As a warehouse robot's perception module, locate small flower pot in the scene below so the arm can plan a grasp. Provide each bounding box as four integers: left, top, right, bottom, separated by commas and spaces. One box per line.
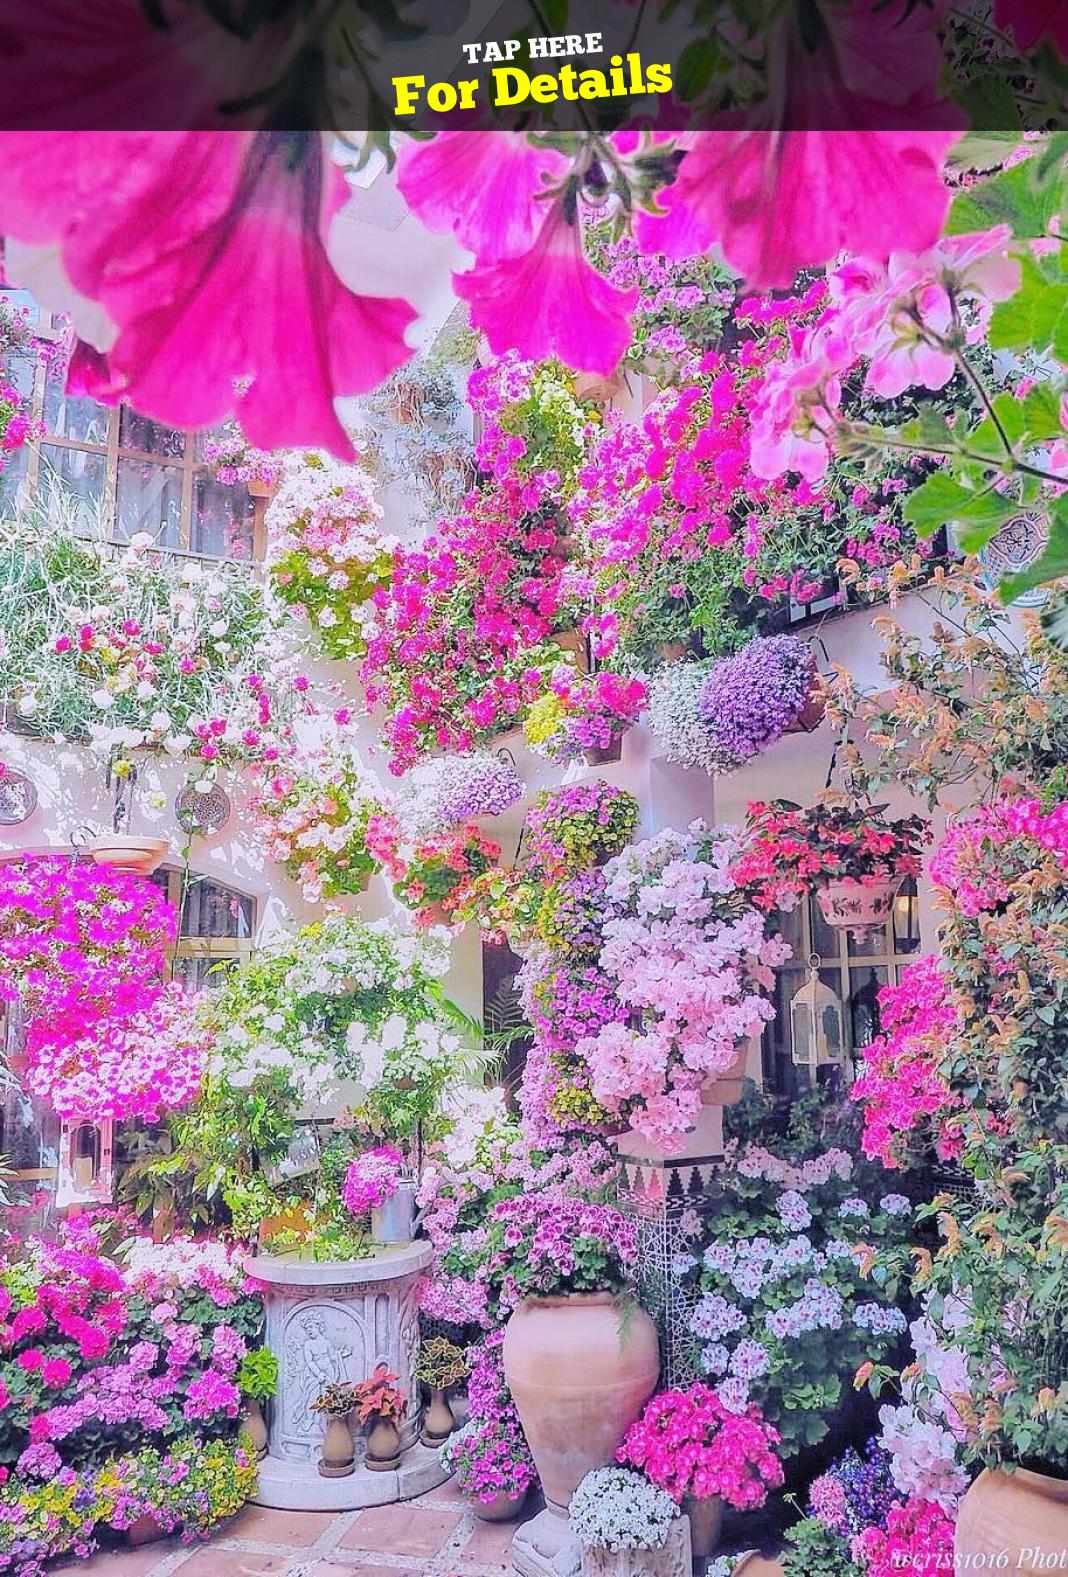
584, 739, 623, 767
573, 370, 622, 405
472, 1487, 529, 1522
420, 1386, 455, 1446
658, 640, 690, 663
243, 1396, 269, 1460
816, 878, 899, 938
554, 627, 590, 673
318, 1413, 356, 1478
418, 898, 455, 929
88, 834, 170, 875
126, 1514, 167, 1548
365, 1416, 402, 1472
372, 1179, 417, 1244
246, 478, 276, 499
784, 682, 827, 734
683, 1492, 724, 1560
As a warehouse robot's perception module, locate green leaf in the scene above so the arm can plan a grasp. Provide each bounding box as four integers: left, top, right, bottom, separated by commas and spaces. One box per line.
947, 136, 1068, 238
1021, 383, 1067, 444
903, 472, 1015, 540
947, 131, 1027, 172
988, 256, 1068, 354
675, 36, 726, 100
952, 74, 1022, 132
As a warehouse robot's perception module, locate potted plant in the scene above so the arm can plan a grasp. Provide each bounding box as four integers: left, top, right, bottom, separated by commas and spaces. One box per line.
698, 635, 824, 766
735, 799, 929, 938
481, 1193, 658, 1517
353, 1364, 409, 1471
386, 822, 502, 928
646, 660, 750, 776
523, 669, 647, 767
250, 752, 386, 903
437, 1333, 537, 1520
570, 1466, 690, 1576
341, 1146, 417, 1244
616, 1385, 785, 1560
310, 1381, 358, 1478
416, 1335, 469, 1446
394, 752, 523, 837
237, 1346, 278, 1460
524, 781, 641, 880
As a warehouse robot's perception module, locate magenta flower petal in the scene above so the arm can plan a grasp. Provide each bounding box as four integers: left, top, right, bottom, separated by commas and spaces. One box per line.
454, 206, 637, 377
397, 131, 566, 262
995, 0, 1068, 53
636, 128, 961, 289
0, 131, 417, 456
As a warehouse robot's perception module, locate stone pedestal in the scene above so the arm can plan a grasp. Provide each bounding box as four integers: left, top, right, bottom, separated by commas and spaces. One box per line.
512, 1505, 581, 1577
615, 1108, 726, 1389
245, 1241, 449, 1510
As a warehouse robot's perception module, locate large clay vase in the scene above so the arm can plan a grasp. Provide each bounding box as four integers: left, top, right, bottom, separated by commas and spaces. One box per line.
955, 1465, 1068, 1572
503, 1293, 659, 1514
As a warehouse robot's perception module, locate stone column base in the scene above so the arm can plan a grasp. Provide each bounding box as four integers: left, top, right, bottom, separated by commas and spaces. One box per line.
511, 1506, 581, 1576
253, 1440, 448, 1511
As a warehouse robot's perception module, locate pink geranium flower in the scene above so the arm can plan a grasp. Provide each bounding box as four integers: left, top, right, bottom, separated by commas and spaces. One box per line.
397, 131, 566, 262
995, 0, 1068, 54
454, 203, 637, 376
0, 131, 416, 456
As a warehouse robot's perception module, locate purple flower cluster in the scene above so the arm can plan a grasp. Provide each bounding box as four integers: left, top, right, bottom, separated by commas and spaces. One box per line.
518, 948, 625, 1054
478, 1192, 637, 1317
853, 1302, 908, 1337
442, 1332, 537, 1502
764, 1277, 845, 1339
433, 753, 523, 825
524, 781, 639, 876
808, 1439, 899, 1538
699, 635, 817, 764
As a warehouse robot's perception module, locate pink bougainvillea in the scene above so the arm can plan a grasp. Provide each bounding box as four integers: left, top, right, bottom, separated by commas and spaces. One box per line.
929, 796, 1068, 917
850, 956, 961, 1170
852, 1495, 957, 1577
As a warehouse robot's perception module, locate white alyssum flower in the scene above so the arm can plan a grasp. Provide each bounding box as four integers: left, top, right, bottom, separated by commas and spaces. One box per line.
569, 1468, 678, 1552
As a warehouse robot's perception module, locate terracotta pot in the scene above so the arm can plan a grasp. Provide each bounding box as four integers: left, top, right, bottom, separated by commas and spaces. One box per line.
421, 1387, 455, 1446
87, 834, 169, 875
246, 477, 275, 500
700, 1039, 755, 1108
584, 740, 623, 768
503, 1293, 659, 1513
126, 1513, 166, 1548
471, 1486, 529, 1522
243, 1396, 269, 1460
955, 1465, 1068, 1572
419, 898, 455, 929
365, 1416, 402, 1472
659, 640, 690, 663
784, 679, 827, 735
573, 370, 622, 404
816, 878, 899, 937
318, 1413, 355, 1478
684, 1493, 724, 1559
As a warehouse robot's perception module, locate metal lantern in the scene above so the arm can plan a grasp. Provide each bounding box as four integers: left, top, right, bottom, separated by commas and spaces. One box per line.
790, 956, 846, 1072
55, 1118, 115, 1209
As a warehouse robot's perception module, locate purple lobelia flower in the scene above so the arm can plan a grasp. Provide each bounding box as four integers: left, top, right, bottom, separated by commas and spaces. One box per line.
699, 635, 818, 765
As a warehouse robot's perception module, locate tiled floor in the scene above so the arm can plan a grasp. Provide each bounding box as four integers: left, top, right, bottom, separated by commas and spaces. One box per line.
52, 1483, 536, 1577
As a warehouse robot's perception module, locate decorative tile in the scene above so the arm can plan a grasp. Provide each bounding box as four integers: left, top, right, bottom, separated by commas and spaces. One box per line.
339, 1506, 462, 1559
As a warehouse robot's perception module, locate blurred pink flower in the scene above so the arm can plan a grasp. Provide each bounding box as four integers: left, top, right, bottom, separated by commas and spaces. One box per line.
995, 0, 1068, 54
454, 203, 636, 376
396, 131, 566, 262
0, 131, 416, 456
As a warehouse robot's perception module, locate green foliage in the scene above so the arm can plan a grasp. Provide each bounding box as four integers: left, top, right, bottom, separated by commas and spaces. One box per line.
782, 1514, 863, 1577
237, 1346, 279, 1401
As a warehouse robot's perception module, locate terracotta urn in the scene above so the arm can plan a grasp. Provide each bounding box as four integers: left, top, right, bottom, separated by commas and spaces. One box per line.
318, 1414, 355, 1478
785, 681, 827, 735
816, 878, 899, 936
365, 1416, 402, 1472
955, 1465, 1068, 1572
502, 1293, 659, 1514
659, 640, 690, 663
472, 1487, 529, 1522
242, 1396, 269, 1459
419, 898, 455, 929
87, 834, 170, 875
684, 1492, 724, 1559
420, 1387, 455, 1447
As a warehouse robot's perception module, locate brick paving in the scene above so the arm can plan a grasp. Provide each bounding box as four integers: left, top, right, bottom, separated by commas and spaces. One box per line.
51, 1484, 538, 1577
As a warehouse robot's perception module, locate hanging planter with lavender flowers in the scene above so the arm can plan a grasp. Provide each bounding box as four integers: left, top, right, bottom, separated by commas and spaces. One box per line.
698, 635, 824, 770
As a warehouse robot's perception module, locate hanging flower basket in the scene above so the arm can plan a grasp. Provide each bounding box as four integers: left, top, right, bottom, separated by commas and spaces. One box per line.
784, 679, 827, 734
816, 878, 900, 936
87, 835, 170, 876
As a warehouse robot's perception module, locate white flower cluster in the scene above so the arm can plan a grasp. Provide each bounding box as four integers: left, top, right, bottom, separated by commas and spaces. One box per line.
646, 661, 743, 775
569, 1467, 678, 1552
